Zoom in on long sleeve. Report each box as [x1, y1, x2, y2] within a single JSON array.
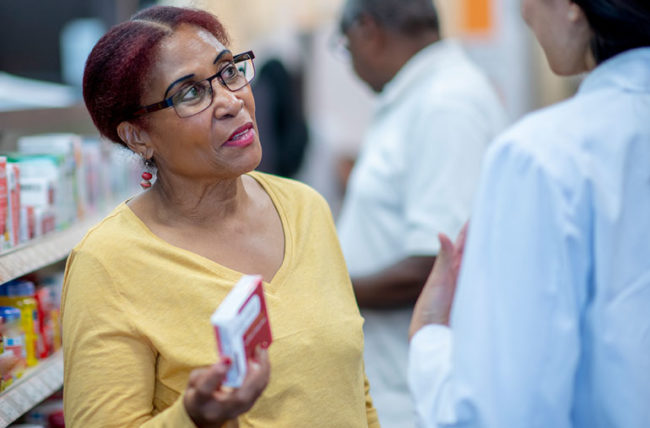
[[62, 249, 197, 428], [408, 138, 589, 428]]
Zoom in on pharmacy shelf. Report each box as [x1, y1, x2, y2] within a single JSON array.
[[0, 350, 63, 427], [0, 215, 104, 284]]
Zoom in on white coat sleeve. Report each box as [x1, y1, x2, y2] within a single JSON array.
[[408, 139, 589, 428]]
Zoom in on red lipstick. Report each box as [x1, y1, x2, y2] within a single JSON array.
[[224, 123, 255, 147]]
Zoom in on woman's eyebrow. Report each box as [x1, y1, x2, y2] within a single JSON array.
[[164, 74, 195, 98], [163, 49, 232, 97], [214, 49, 232, 64]]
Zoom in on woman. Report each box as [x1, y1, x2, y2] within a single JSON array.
[[62, 6, 378, 427], [409, 0, 650, 427]]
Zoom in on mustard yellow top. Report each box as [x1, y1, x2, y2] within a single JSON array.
[[61, 172, 379, 428]]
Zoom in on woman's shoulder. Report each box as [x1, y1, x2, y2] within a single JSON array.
[[73, 202, 142, 256], [491, 91, 599, 161]]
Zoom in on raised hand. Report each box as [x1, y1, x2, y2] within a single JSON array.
[[409, 223, 468, 339]]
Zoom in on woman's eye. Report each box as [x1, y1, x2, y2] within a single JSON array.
[[221, 64, 239, 81], [177, 84, 204, 103]]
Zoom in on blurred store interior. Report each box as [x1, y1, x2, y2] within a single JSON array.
[[0, 0, 583, 215]]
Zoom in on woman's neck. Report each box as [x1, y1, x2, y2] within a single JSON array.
[[145, 172, 252, 228]]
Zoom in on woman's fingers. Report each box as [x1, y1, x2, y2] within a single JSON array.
[[455, 221, 469, 256], [196, 361, 230, 397], [437, 232, 455, 265], [185, 351, 270, 427], [233, 347, 270, 411], [184, 361, 232, 427], [409, 231, 462, 339]]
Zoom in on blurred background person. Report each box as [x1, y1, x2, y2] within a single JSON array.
[[252, 56, 309, 178], [409, 0, 650, 427], [333, 0, 507, 426]]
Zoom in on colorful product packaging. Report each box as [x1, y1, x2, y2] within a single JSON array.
[[0, 156, 8, 251]]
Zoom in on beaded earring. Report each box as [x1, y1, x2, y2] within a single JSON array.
[[140, 158, 154, 189]]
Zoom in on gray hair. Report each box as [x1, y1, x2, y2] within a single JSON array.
[[340, 0, 439, 35]]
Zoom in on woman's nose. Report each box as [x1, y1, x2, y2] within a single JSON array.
[[211, 83, 245, 119]]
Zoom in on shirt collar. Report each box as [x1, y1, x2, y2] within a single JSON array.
[[579, 47, 650, 95], [377, 39, 464, 110]]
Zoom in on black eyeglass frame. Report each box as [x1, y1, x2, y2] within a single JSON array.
[[132, 50, 256, 118]]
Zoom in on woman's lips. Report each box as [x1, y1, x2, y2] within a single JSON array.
[[223, 123, 255, 147]]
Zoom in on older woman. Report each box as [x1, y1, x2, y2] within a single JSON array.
[[409, 0, 650, 427], [62, 6, 378, 428]]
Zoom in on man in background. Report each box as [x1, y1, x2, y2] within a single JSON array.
[[335, 0, 507, 426]]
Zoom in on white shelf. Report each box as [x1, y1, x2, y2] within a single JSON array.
[[0, 216, 103, 424], [0, 215, 103, 283], [0, 350, 63, 427]]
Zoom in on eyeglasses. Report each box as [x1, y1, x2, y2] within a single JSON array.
[[132, 50, 256, 118]]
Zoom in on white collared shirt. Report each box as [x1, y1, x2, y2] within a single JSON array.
[[409, 47, 650, 428], [338, 39, 507, 428]]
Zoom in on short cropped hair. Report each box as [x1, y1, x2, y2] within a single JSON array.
[[573, 0, 650, 63], [340, 0, 439, 36], [82, 6, 230, 146]]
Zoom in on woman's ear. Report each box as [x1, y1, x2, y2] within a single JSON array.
[[567, 2, 596, 70], [567, 2, 585, 23], [117, 121, 151, 157]]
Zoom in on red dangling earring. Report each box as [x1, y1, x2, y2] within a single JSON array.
[[140, 158, 154, 189]]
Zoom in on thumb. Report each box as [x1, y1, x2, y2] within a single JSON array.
[[437, 232, 454, 264], [196, 360, 230, 396]]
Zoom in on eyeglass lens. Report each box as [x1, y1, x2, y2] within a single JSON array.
[[173, 55, 255, 118]]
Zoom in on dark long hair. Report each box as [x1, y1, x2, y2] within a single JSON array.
[[573, 0, 650, 63], [82, 6, 229, 146]]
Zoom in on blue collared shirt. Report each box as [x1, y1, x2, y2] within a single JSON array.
[[409, 47, 650, 428]]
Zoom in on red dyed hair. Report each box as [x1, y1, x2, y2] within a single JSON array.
[[82, 6, 230, 146]]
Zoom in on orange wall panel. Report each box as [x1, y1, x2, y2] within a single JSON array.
[[460, 0, 493, 33]]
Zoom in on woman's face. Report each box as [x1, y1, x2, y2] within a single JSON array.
[[521, 0, 594, 75], [139, 24, 261, 181]]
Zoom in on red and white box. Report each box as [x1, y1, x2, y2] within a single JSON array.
[[6, 163, 21, 247], [0, 157, 8, 250], [211, 274, 272, 387]]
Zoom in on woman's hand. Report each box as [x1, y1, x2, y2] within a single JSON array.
[[409, 223, 468, 340], [183, 347, 270, 428]]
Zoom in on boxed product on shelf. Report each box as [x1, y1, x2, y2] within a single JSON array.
[[0, 280, 40, 368], [0, 133, 145, 255], [17, 134, 83, 229], [0, 156, 7, 250], [5, 153, 63, 238], [6, 163, 22, 248], [0, 305, 26, 386], [19, 206, 35, 243], [33, 274, 63, 357]]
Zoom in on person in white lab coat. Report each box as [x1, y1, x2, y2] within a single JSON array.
[[408, 0, 650, 427], [335, 0, 507, 425]]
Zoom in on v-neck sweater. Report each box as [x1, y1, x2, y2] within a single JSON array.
[[61, 171, 378, 427]]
